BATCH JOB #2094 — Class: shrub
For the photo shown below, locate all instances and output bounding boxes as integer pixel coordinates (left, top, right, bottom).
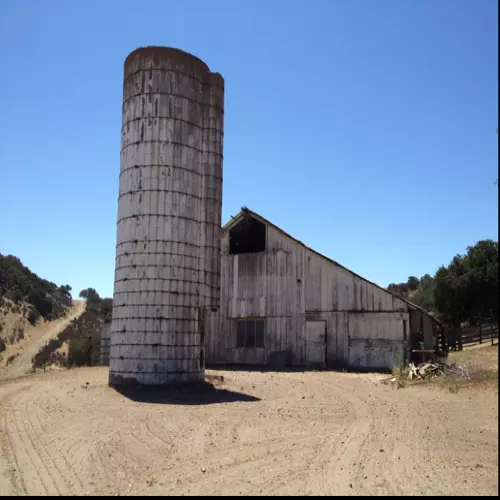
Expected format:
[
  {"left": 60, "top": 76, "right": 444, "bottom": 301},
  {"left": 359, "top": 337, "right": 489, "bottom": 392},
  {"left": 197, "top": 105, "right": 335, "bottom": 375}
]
[
  {"left": 28, "top": 290, "right": 53, "bottom": 319},
  {"left": 11, "top": 290, "right": 24, "bottom": 303},
  {"left": 6, "top": 353, "right": 17, "bottom": 365},
  {"left": 8, "top": 324, "right": 24, "bottom": 344},
  {"left": 0, "top": 338, "right": 6, "bottom": 353},
  {"left": 28, "top": 308, "right": 41, "bottom": 325},
  {"left": 68, "top": 337, "right": 92, "bottom": 367}
]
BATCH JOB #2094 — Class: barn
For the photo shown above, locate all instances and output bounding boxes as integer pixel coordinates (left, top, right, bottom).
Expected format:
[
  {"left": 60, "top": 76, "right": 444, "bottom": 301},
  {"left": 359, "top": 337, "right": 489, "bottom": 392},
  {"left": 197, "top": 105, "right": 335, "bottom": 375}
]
[{"left": 205, "top": 208, "right": 443, "bottom": 371}]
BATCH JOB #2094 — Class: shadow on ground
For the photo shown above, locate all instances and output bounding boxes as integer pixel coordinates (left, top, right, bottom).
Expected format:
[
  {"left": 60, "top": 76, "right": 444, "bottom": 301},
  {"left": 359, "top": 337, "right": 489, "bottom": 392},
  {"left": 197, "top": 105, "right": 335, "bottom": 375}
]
[
  {"left": 111, "top": 381, "right": 261, "bottom": 406},
  {"left": 207, "top": 364, "right": 311, "bottom": 374},
  {"left": 207, "top": 364, "right": 392, "bottom": 375}
]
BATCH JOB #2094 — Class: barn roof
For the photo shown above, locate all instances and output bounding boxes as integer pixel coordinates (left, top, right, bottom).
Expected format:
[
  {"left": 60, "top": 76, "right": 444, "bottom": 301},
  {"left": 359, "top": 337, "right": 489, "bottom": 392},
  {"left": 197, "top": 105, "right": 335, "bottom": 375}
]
[{"left": 224, "top": 207, "right": 441, "bottom": 325}]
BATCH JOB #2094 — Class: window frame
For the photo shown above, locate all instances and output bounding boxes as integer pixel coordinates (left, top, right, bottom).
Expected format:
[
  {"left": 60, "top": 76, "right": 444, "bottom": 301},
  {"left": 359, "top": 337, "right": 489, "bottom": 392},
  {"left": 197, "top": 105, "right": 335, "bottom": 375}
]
[{"left": 236, "top": 318, "right": 265, "bottom": 348}]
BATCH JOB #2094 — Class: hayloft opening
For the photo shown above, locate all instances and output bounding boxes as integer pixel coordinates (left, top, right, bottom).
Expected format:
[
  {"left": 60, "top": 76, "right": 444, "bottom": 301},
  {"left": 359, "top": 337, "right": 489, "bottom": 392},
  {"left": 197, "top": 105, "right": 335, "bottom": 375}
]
[{"left": 229, "top": 216, "right": 266, "bottom": 254}]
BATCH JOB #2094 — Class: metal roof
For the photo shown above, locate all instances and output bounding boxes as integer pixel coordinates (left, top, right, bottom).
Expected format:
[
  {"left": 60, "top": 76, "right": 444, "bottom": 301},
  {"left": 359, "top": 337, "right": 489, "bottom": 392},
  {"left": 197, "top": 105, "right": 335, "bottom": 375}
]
[{"left": 224, "top": 207, "right": 442, "bottom": 325}]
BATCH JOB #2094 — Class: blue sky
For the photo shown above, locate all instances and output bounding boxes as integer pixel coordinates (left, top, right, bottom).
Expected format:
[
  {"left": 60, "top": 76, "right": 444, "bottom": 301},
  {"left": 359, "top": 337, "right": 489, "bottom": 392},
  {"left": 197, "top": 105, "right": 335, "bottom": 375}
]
[{"left": 0, "top": 0, "right": 497, "bottom": 298}]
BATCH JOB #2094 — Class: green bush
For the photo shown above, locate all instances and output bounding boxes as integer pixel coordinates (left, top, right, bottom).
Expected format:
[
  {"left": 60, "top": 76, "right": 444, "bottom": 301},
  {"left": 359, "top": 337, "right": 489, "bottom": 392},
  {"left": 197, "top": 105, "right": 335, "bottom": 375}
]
[{"left": 68, "top": 337, "right": 92, "bottom": 367}]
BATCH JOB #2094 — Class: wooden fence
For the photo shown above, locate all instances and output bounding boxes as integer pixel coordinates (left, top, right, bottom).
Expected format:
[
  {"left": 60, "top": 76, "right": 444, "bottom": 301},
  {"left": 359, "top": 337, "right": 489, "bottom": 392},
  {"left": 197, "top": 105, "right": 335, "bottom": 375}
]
[{"left": 448, "top": 322, "right": 498, "bottom": 351}]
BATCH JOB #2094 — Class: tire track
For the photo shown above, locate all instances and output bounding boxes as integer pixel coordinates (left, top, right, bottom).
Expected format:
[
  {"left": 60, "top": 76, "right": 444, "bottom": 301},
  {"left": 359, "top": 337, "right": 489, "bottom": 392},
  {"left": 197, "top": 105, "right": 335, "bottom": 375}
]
[
  {"left": 18, "top": 391, "right": 63, "bottom": 495},
  {"left": 0, "top": 407, "right": 24, "bottom": 495},
  {"left": 0, "top": 365, "right": 497, "bottom": 496},
  {"left": 24, "top": 391, "right": 75, "bottom": 494},
  {"left": 0, "top": 384, "right": 30, "bottom": 495},
  {"left": 7, "top": 395, "right": 51, "bottom": 495}
]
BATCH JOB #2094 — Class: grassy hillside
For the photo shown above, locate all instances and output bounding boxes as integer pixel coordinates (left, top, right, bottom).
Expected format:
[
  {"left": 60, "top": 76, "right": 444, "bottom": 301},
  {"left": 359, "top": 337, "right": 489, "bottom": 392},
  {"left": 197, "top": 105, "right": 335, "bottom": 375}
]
[
  {"left": 0, "top": 256, "right": 115, "bottom": 375},
  {"left": 0, "top": 253, "right": 114, "bottom": 370},
  {"left": 0, "top": 253, "right": 72, "bottom": 324}
]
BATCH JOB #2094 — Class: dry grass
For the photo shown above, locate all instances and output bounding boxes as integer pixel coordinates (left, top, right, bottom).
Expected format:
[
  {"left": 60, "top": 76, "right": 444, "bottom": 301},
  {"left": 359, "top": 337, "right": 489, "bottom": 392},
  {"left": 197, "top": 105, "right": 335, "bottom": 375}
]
[
  {"left": 444, "top": 345, "right": 498, "bottom": 392},
  {"left": 449, "top": 344, "right": 498, "bottom": 370},
  {"left": 390, "top": 344, "right": 498, "bottom": 393}
]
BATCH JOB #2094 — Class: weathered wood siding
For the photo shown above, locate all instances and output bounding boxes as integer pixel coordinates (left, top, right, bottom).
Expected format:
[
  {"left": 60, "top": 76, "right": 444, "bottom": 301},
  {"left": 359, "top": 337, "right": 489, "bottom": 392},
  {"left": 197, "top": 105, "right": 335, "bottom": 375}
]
[
  {"left": 409, "top": 309, "right": 437, "bottom": 350},
  {"left": 206, "top": 220, "right": 422, "bottom": 370}
]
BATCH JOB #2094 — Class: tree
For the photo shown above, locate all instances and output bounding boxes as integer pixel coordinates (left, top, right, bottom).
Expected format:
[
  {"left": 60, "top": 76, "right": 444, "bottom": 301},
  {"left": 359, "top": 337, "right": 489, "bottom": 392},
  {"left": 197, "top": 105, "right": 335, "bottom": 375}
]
[
  {"left": 79, "top": 287, "right": 112, "bottom": 322},
  {"left": 418, "top": 274, "right": 436, "bottom": 311},
  {"left": 28, "top": 289, "right": 53, "bottom": 319},
  {"left": 99, "top": 298, "right": 113, "bottom": 323},
  {"left": 386, "top": 241, "right": 497, "bottom": 325},
  {"left": 434, "top": 240, "right": 498, "bottom": 326},
  {"left": 437, "top": 254, "right": 472, "bottom": 326},
  {"left": 464, "top": 240, "right": 498, "bottom": 321},
  {"left": 58, "top": 285, "right": 72, "bottom": 299},
  {"left": 407, "top": 276, "right": 420, "bottom": 292},
  {"left": 79, "top": 288, "right": 100, "bottom": 302}
]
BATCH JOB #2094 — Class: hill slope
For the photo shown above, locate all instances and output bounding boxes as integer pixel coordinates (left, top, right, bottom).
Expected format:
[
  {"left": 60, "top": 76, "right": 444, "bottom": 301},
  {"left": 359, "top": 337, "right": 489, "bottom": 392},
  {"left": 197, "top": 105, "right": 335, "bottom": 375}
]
[
  {"left": 1, "top": 301, "right": 86, "bottom": 380},
  {"left": 0, "top": 253, "right": 107, "bottom": 379},
  {"left": 0, "top": 253, "right": 73, "bottom": 326}
]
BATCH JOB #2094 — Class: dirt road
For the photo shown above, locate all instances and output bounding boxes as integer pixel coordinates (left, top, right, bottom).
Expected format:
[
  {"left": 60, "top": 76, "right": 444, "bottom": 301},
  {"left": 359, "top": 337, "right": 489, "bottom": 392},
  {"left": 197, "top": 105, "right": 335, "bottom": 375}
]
[
  {"left": 0, "top": 349, "right": 497, "bottom": 496},
  {"left": 2, "top": 301, "right": 86, "bottom": 380}
]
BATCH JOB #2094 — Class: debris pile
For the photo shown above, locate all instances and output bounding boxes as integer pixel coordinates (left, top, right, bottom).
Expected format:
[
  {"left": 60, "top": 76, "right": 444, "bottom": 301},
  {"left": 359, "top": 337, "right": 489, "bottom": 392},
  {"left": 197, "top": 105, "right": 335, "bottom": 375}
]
[{"left": 407, "top": 360, "right": 470, "bottom": 381}]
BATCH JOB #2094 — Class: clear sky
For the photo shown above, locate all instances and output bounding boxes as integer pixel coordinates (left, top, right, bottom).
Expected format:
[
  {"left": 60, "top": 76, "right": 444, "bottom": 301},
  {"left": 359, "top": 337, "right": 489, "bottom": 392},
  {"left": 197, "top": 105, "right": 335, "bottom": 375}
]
[{"left": 0, "top": 0, "right": 498, "bottom": 299}]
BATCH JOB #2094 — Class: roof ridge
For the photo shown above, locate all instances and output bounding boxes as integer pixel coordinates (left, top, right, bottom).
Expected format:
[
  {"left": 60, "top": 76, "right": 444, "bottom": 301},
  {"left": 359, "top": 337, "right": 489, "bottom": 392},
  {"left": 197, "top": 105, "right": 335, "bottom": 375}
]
[{"left": 223, "top": 207, "right": 441, "bottom": 324}]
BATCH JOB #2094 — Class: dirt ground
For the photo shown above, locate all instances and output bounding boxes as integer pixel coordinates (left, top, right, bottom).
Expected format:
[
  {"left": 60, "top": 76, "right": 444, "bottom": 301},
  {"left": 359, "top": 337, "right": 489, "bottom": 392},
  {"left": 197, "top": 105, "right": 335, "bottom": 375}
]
[
  {"left": 0, "top": 301, "right": 86, "bottom": 380},
  {"left": 0, "top": 346, "right": 497, "bottom": 496}
]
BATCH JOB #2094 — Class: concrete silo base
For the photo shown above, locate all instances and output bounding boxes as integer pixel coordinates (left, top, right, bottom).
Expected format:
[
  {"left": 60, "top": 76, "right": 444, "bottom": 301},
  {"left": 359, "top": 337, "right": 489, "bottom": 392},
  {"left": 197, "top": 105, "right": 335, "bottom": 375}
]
[{"left": 108, "top": 371, "right": 204, "bottom": 388}]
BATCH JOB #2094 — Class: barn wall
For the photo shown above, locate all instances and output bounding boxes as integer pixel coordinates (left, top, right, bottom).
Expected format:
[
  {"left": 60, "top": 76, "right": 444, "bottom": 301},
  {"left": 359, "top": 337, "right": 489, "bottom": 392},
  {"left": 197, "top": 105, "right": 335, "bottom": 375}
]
[
  {"left": 206, "top": 225, "right": 299, "bottom": 366},
  {"left": 206, "top": 219, "right": 432, "bottom": 370}
]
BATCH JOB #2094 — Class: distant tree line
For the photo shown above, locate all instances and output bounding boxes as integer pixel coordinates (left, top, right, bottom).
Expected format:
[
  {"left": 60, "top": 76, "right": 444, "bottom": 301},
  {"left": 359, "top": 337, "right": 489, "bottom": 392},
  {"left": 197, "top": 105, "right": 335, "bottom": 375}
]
[
  {"left": 0, "top": 253, "right": 72, "bottom": 324},
  {"left": 388, "top": 239, "right": 498, "bottom": 327},
  {"left": 79, "top": 288, "right": 113, "bottom": 323}
]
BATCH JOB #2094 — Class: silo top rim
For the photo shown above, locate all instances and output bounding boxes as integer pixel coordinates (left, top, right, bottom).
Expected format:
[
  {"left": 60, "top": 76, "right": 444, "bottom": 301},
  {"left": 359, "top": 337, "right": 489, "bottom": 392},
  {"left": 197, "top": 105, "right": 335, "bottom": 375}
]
[{"left": 125, "top": 46, "right": 211, "bottom": 73}]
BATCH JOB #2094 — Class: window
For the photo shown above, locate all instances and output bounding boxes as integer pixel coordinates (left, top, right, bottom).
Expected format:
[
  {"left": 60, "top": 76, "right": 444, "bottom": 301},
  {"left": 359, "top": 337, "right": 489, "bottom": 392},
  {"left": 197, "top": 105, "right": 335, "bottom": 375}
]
[
  {"left": 229, "top": 216, "right": 266, "bottom": 254},
  {"left": 237, "top": 319, "right": 265, "bottom": 348}
]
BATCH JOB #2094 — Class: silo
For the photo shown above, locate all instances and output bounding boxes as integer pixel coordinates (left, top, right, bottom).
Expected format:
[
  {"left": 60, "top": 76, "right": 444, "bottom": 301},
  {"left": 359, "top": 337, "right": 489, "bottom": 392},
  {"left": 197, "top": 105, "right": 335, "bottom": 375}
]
[{"left": 109, "top": 47, "right": 224, "bottom": 386}]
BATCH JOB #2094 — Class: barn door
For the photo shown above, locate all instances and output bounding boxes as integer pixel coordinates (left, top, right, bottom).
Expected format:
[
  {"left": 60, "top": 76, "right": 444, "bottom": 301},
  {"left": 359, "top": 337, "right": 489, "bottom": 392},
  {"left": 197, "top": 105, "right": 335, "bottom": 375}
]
[{"left": 305, "top": 320, "right": 327, "bottom": 368}]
